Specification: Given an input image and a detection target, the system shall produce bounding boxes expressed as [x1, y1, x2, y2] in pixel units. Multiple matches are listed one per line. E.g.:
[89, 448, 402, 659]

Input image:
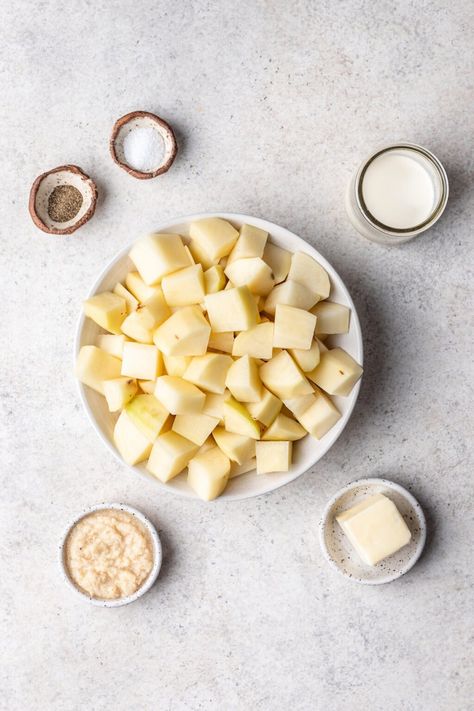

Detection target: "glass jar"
[345, 143, 449, 245]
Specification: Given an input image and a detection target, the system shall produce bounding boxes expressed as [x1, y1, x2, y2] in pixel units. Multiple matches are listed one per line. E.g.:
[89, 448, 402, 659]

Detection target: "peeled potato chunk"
[103, 377, 137, 412]
[212, 426, 256, 464]
[229, 458, 257, 478]
[113, 283, 139, 313]
[256, 441, 292, 474]
[225, 355, 262, 403]
[205, 287, 259, 333]
[260, 350, 313, 400]
[204, 265, 226, 294]
[263, 280, 318, 316]
[261, 413, 306, 441]
[223, 397, 261, 439]
[129, 233, 190, 286]
[125, 271, 161, 303]
[273, 304, 317, 350]
[183, 353, 233, 394]
[76, 346, 122, 395]
[187, 446, 230, 501]
[289, 388, 341, 439]
[154, 375, 205, 415]
[121, 290, 171, 343]
[227, 224, 268, 264]
[246, 388, 282, 427]
[225, 258, 274, 296]
[147, 431, 198, 482]
[307, 348, 363, 396]
[161, 264, 206, 306]
[262, 242, 291, 284]
[311, 301, 350, 335]
[83, 292, 127, 334]
[189, 218, 239, 261]
[172, 412, 220, 446]
[153, 306, 211, 356]
[289, 339, 320, 372]
[121, 343, 162, 381]
[97, 334, 128, 359]
[125, 394, 169, 442]
[208, 331, 234, 354]
[163, 354, 192, 377]
[232, 322, 274, 360]
[288, 251, 330, 300]
[114, 410, 152, 465]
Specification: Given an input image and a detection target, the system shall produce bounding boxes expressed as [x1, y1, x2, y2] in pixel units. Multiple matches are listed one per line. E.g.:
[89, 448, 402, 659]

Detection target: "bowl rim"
[74, 212, 363, 501]
[59, 502, 162, 607]
[319, 477, 427, 585]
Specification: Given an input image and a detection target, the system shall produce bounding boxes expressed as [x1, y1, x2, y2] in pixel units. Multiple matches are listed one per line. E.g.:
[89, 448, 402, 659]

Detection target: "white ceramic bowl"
[319, 478, 427, 584]
[59, 503, 162, 607]
[75, 213, 363, 501]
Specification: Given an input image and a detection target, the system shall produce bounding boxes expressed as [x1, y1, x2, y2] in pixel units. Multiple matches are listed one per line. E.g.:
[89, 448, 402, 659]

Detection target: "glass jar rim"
[355, 143, 449, 236]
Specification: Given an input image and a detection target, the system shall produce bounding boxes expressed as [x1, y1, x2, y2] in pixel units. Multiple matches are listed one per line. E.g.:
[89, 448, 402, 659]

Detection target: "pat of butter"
[336, 493, 411, 566]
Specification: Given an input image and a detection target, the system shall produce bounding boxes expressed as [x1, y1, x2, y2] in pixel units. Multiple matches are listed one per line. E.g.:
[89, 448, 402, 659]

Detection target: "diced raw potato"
[121, 291, 171, 343]
[147, 431, 198, 482]
[297, 388, 341, 439]
[114, 410, 152, 465]
[154, 375, 205, 414]
[97, 334, 128, 359]
[212, 427, 256, 464]
[161, 264, 206, 306]
[103, 377, 137, 412]
[288, 252, 330, 300]
[283, 393, 317, 418]
[184, 245, 195, 264]
[223, 397, 261, 439]
[262, 242, 291, 283]
[204, 265, 226, 294]
[76, 346, 122, 394]
[138, 379, 156, 394]
[289, 339, 320, 372]
[232, 322, 274, 360]
[129, 233, 190, 285]
[125, 272, 160, 303]
[197, 437, 216, 455]
[311, 302, 350, 335]
[263, 280, 318, 316]
[121, 343, 162, 381]
[205, 287, 259, 332]
[113, 283, 139, 313]
[273, 304, 317, 350]
[172, 412, 220, 446]
[225, 258, 274, 296]
[259, 350, 313, 399]
[188, 239, 216, 270]
[187, 447, 230, 501]
[256, 441, 292, 474]
[202, 392, 228, 422]
[261, 413, 306, 441]
[163, 354, 192, 377]
[83, 292, 127, 334]
[307, 348, 363, 396]
[189, 218, 239, 261]
[227, 224, 268, 265]
[183, 353, 233, 394]
[153, 306, 211, 356]
[208, 331, 234, 354]
[247, 388, 282, 427]
[225, 356, 262, 403]
[125, 394, 169, 442]
[229, 458, 257, 478]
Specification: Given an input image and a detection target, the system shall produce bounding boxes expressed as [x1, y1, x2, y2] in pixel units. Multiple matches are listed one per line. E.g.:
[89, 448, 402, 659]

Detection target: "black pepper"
[48, 184, 83, 223]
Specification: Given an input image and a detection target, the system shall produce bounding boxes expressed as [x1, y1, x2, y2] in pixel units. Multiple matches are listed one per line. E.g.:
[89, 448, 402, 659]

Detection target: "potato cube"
[212, 427, 256, 464]
[205, 286, 259, 333]
[273, 304, 316, 350]
[172, 413, 220, 446]
[125, 394, 169, 442]
[202, 392, 228, 422]
[103, 377, 137, 412]
[307, 348, 363, 396]
[113, 283, 139, 313]
[153, 306, 211, 356]
[297, 388, 341, 439]
[227, 223, 268, 265]
[183, 353, 233, 393]
[184, 245, 195, 265]
[129, 233, 190, 285]
[154, 375, 205, 414]
[289, 339, 320, 372]
[232, 322, 274, 360]
[83, 292, 127, 334]
[261, 413, 306, 441]
[147, 431, 198, 482]
[259, 350, 313, 400]
[121, 343, 162, 381]
[204, 265, 226, 294]
[256, 441, 292, 474]
[76, 346, 122, 395]
[138, 380, 156, 394]
[113, 410, 152, 465]
[121, 290, 171, 343]
[187, 446, 230, 501]
[188, 239, 216, 270]
[246, 388, 282, 427]
[223, 397, 260, 439]
[225, 258, 274, 296]
[208, 331, 234, 354]
[288, 251, 330, 300]
[125, 271, 161, 303]
[263, 280, 318, 316]
[97, 334, 128, 359]
[262, 242, 291, 283]
[311, 301, 350, 335]
[225, 355, 262, 402]
[161, 264, 206, 306]
[163, 354, 192, 377]
[229, 458, 257, 478]
[189, 217, 239, 261]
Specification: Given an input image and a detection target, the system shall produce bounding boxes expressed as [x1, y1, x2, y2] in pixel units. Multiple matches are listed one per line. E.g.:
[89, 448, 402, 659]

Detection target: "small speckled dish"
[59, 503, 162, 607]
[110, 110, 177, 179]
[319, 478, 426, 585]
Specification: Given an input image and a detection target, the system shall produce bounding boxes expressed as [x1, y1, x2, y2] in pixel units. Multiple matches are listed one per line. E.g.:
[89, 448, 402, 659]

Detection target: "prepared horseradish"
[65, 508, 154, 599]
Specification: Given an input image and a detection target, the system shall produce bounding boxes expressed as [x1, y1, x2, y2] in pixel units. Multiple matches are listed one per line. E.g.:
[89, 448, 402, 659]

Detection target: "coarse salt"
[123, 126, 165, 173]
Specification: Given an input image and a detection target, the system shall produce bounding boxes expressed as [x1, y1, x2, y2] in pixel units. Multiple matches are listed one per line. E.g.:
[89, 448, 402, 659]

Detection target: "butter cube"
[336, 493, 411, 566]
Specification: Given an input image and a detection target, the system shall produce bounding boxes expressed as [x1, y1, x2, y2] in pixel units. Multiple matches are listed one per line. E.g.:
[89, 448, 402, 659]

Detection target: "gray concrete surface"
[1, 1, 473, 709]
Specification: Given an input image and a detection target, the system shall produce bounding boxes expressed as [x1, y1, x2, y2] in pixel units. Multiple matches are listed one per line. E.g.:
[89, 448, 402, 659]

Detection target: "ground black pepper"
[48, 184, 83, 222]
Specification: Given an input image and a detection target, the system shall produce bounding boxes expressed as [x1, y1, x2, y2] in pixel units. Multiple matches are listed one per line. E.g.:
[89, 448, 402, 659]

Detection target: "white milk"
[361, 148, 439, 230]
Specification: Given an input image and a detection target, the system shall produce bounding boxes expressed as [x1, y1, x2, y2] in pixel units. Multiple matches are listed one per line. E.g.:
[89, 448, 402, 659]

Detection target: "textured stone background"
[1, 1, 473, 710]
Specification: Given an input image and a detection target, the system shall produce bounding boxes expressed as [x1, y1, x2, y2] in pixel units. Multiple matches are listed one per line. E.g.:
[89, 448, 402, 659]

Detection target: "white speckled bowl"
[319, 478, 426, 584]
[59, 503, 162, 607]
[75, 213, 363, 501]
